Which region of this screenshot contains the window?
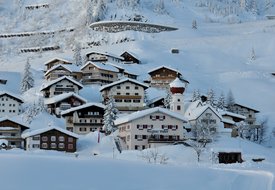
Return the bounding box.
[126,93,130,95]
[177,105,181,110]
[206,113,212,117]
[32,144,40,148]
[59,136,64,142]
[177,99,180,102]
[135,86,139,90]
[59,143,65,149]
[126,86,130,89]
[42,143,48,148]
[127,135,130,141]
[68,137,74,143]
[115,99,123,102]
[134,93,139,95]
[137,125,143,130]
[51,136,56,141]
[51,143,57,148]
[124,99,131,103]
[117,86,121,89]
[33,136,40,141]
[11,133,16,137]
[42,136,48,141]
[68,144,74,150]
[117,92,121,95]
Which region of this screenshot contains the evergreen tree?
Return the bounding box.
[226,90,235,112]
[103,94,118,135]
[86,0,95,25]
[196,89,201,101]
[217,92,226,110]
[207,89,216,107]
[163,87,172,109]
[73,43,82,66]
[20,58,34,94]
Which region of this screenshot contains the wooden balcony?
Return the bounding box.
[114,95,142,100]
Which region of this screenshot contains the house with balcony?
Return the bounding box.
[44,64,82,81]
[114,107,188,150]
[44,92,87,117]
[40,76,83,98]
[120,51,140,64]
[22,126,78,153]
[44,57,73,71]
[147,65,189,88]
[230,103,259,125]
[100,78,149,113]
[85,51,123,63]
[0,91,24,117]
[61,103,105,135]
[0,117,29,148]
[81,62,119,85]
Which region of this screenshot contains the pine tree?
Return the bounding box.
[73,43,82,66]
[103,94,118,135]
[217,92,226,110]
[226,90,235,112]
[207,89,215,107]
[20,58,34,94]
[192,20,197,29]
[86,0,95,25]
[163,87,172,109]
[196,89,201,101]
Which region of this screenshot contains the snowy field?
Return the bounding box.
[0,0,275,189]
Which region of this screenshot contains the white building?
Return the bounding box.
[0,91,24,117]
[40,76,83,98]
[115,107,188,150]
[100,78,149,113]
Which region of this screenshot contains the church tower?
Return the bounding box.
[169,77,185,115]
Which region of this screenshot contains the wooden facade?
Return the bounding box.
[0,119,29,148]
[218,152,243,164]
[120,51,140,64]
[45,65,82,81]
[44,58,72,71]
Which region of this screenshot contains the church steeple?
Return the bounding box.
[169,77,185,115]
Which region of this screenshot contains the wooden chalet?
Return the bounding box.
[22,126,78,153]
[61,103,105,135]
[85,51,123,63]
[120,51,140,64]
[44,57,73,71]
[0,117,29,148]
[148,65,189,88]
[44,64,82,81]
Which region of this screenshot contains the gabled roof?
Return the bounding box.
[81,61,119,72]
[186,104,222,121]
[44,57,73,65]
[85,51,123,60]
[99,78,149,92]
[219,111,246,120]
[61,102,105,116]
[40,76,83,91]
[0,91,24,103]
[22,126,79,139]
[114,107,188,126]
[120,51,140,60]
[148,65,181,75]
[44,64,81,76]
[147,96,165,106]
[0,117,29,131]
[44,92,87,105]
[233,103,260,113]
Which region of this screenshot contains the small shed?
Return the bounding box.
[218,152,243,164]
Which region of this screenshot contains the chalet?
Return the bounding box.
[106,62,138,80]
[81,62,119,85]
[61,103,105,135]
[115,107,188,150]
[44,64,82,81]
[22,126,78,153]
[148,65,189,88]
[40,76,83,98]
[0,117,29,148]
[44,57,73,71]
[0,91,24,117]
[44,92,87,116]
[230,103,259,125]
[147,96,165,108]
[185,104,223,135]
[120,51,140,64]
[100,78,149,113]
[85,51,123,63]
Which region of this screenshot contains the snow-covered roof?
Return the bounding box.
[169,77,185,88]
[40,76,83,91]
[219,111,246,120]
[85,51,123,60]
[148,65,181,75]
[22,126,79,139]
[61,102,105,116]
[147,96,165,106]
[44,64,81,76]
[221,118,235,125]
[185,104,222,121]
[0,91,24,103]
[114,107,188,126]
[0,117,29,130]
[44,92,87,105]
[81,61,119,73]
[120,51,140,60]
[99,78,149,92]
[44,57,73,65]
[184,100,203,116]
[233,103,260,113]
